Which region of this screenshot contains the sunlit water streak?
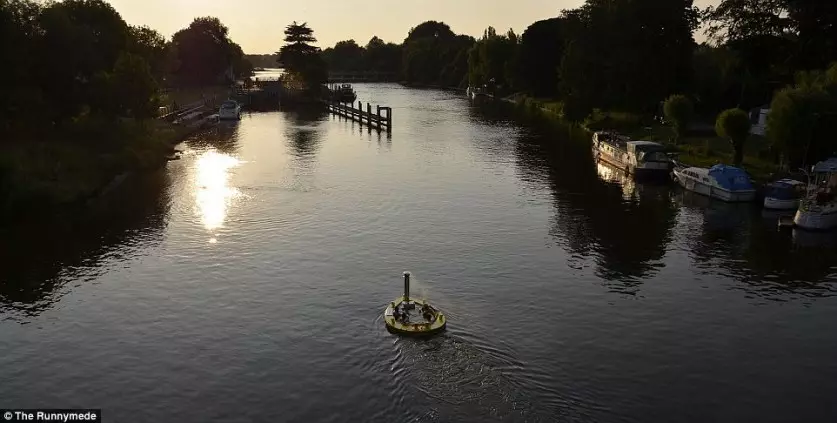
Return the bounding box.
[193,150,242,240]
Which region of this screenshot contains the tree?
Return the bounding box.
[245,54,278,69]
[402,21,474,86]
[767,64,837,168]
[663,95,694,143]
[705,0,837,70]
[228,42,252,80]
[515,16,579,98]
[322,39,365,71]
[364,36,401,74]
[691,44,743,115]
[278,22,327,89]
[127,25,167,81]
[558,0,698,113]
[37,0,131,122]
[171,17,235,86]
[405,21,454,43]
[110,53,159,119]
[467,27,518,90]
[0,0,43,130]
[715,108,751,166]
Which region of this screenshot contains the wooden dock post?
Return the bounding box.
[323,96,392,132]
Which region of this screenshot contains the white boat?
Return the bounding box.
[218,100,241,120]
[763,179,806,210]
[672,164,756,202]
[592,131,671,177]
[793,158,837,230]
[466,85,488,99]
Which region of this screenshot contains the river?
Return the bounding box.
[2,84,837,423]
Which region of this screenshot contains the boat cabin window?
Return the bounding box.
[638,150,668,162]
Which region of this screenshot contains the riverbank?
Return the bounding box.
[505,95,780,181]
[0,119,196,214]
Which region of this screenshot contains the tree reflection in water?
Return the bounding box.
[505,112,678,294]
[0,171,170,319]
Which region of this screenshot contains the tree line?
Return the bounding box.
[0,0,252,135]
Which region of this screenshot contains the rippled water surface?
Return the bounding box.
[2,84,837,422]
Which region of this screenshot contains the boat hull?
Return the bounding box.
[793,208,837,230]
[384,297,446,337]
[673,169,755,202]
[764,197,799,210]
[633,164,672,180]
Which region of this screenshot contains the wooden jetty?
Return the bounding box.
[325,100,392,132]
[234,79,282,108]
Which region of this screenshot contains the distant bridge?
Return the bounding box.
[327,71,398,83]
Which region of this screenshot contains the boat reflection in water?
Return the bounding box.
[595,160,638,201]
[194,150,242,239]
[676,189,753,232]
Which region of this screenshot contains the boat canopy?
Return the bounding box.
[709,164,754,191]
[812,158,837,173]
[765,180,805,199]
[628,141,668,161]
[627,141,665,152]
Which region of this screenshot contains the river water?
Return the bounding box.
[2,84,837,423]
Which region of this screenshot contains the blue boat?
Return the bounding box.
[673,164,756,202]
[763,179,806,210]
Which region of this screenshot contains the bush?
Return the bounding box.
[715,108,751,166]
[663,94,694,143]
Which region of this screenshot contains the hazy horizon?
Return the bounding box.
[107,0,719,54]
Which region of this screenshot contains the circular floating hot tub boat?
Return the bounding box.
[384,272,447,336]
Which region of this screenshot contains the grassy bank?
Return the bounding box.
[509,95,780,181]
[0,119,191,213]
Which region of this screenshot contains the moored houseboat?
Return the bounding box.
[592,131,672,177]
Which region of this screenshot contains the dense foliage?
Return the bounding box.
[170,17,249,87]
[467,27,518,89]
[767,64,837,168]
[321,37,402,75]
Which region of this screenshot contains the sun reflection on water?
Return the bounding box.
[195,150,241,232]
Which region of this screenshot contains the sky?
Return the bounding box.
[107,0,720,54]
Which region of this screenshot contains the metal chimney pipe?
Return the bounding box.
[403,271,411,302]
